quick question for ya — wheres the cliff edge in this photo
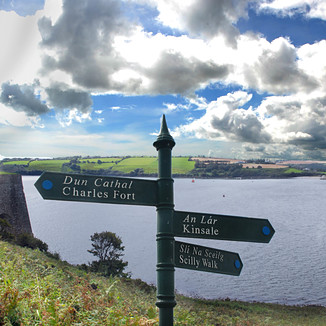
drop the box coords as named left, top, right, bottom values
left=0, top=174, right=33, bottom=235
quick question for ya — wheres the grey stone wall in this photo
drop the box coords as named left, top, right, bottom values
left=0, top=174, right=33, bottom=235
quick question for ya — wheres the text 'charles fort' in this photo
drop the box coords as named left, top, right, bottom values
left=62, top=175, right=135, bottom=201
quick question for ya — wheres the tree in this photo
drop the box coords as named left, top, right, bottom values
left=88, top=231, right=128, bottom=277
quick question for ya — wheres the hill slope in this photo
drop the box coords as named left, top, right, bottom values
left=1, top=241, right=325, bottom=325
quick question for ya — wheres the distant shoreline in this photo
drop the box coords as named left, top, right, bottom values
left=1, top=156, right=325, bottom=179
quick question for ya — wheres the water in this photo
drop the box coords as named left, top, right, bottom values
left=23, top=176, right=326, bottom=306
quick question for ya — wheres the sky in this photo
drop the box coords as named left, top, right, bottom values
left=1, top=0, right=326, bottom=160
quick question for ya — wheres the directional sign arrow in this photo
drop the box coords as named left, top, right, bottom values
left=173, top=210, right=275, bottom=243
left=34, top=172, right=158, bottom=206
left=174, top=241, right=243, bottom=276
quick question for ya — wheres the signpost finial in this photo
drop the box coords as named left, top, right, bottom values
left=153, top=114, right=175, bottom=150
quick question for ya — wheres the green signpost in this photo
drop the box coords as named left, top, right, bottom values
left=175, top=241, right=243, bottom=276
left=173, top=210, right=275, bottom=243
left=35, top=172, right=158, bottom=206
left=34, top=115, right=275, bottom=326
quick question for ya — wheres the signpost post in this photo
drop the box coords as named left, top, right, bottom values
left=34, top=115, right=275, bottom=326
left=153, top=115, right=176, bottom=325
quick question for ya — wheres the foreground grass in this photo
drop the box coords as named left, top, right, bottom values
left=1, top=241, right=326, bottom=325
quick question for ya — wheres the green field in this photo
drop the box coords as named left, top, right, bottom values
left=111, top=157, right=158, bottom=174
left=3, top=160, right=30, bottom=165
left=171, top=157, right=195, bottom=174
left=2, top=159, right=70, bottom=172
left=283, top=168, right=304, bottom=174
left=110, top=157, right=196, bottom=174
left=2, top=157, right=196, bottom=175
left=27, top=159, right=70, bottom=172
left=79, top=157, right=122, bottom=171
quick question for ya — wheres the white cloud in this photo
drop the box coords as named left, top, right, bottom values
left=0, top=124, right=153, bottom=157
left=110, top=106, right=132, bottom=111
left=175, top=89, right=326, bottom=157
left=256, top=92, right=326, bottom=151
left=174, top=91, right=270, bottom=143
left=0, top=103, right=44, bottom=127
left=151, top=0, right=250, bottom=46
left=55, top=108, right=91, bottom=127
left=228, top=36, right=320, bottom=94
left=42, top=0, right=63, bottom=24
left=258, top=0, right=326, bottom=20
left=2, top=0, right=324, bottom=116
left=163, top=102, right=190, bottom=113
left=297, top=40, right=326, bottom=89
left=0, top=10, right=42, bottom=85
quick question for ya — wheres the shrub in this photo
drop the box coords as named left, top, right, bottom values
left=15, top=233, right=48, bottom=252
left=88, top=231, right=128, bottom=277
left=0, top=215, right=14, bottom=241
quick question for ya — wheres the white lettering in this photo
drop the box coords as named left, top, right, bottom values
left=63, top=186, right=70, bottom=195
left=201, top=258, right=219, bottom=269
left=179, top=244, right=190, bottom=254
left=62, top=186, right=110, bottom=200
left=182, top=214, right=197, bottom=223
left=179, top=254, right=200, bottom=268
left=204, top=249, right=223, bottom=262
left=181, top=224, right=219, bottom=236
left=192, top=246, right=202, bottom=256
left=94, top=178, right=102, bottom=187
left=183, top=224, right=190, bottom=233
left=73, top=187, right=79, bottom=196
left=113, top=190, right=135, bottom=201
left=63, top=175, right=87, bottom=186
left=200, top=215, right=218, bottom=225
left=63, top=176, right=72, bottom=185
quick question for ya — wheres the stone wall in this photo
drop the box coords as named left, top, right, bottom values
left=0, top=174, right=33, bottom=235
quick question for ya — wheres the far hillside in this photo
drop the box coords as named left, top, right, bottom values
left=1, top=156, right=326, bottom=178
left=0, top=156, right=196, bottom=177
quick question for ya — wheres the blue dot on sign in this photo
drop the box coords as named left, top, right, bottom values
left=235, top=260, right=241, bottom=269
left=42, top=180, right=53, bottom=190
left=262, top=226, right=270, bottom=236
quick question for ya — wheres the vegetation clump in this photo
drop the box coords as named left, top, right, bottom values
left=0, top=217, right=58, bottom=260
left=81, top=231, right=129, bottom=278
